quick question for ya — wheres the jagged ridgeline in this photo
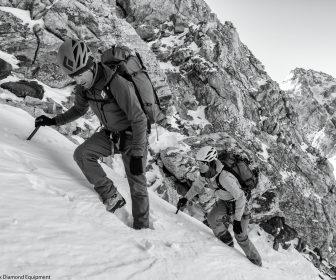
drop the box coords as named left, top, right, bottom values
left=283, top=68, right=336, bottom=158
left=0, top=0, right=335, bottom=268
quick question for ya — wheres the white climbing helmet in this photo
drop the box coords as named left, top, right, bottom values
left=196, top=146, right=218, bottom=162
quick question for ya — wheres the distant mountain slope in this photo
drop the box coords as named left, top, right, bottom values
left=282, top=68, right=336, bottom=158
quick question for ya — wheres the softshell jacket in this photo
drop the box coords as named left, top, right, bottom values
left=54, top=63, right=147, bottom=157
left=185, top=160, right=247, bottom=221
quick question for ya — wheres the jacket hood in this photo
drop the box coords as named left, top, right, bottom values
left=91, top=62, right=117, bottom=91
left=102, top=63, right=117, bottom=87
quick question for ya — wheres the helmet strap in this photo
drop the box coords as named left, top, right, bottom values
left=203, top=161, right=217, bottom=178
left=86, top=61, right=98, bottom=89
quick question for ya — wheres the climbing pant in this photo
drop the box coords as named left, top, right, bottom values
left=207, top=199, right=262, bottom=265
left=73, top=129, right=149, bottom=228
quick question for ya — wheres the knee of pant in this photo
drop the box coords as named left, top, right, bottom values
left=209, top=220, right=227, bottom=238
left=130, top=186, right=148, bottom=198
left=73, top=145, right=85, bottom=163
left=207, top=212, right=218, bottom=229
left=207, top=213, right=225, bottom=230
left=74, top=145, right=98, bottom=163
left=95, top=185, right=116, bottom=202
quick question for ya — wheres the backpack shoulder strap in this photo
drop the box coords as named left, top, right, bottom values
left=215, top=168, right=226, bottom=191
left=135, top=52, right=146, bottom=70
left=102, top=71, right=120, bottom=101
left=83, top=92, right=116, bottom=103
left=80, top=87, right=114, bottom=103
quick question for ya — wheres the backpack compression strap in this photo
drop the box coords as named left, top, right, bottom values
left=215, top=168, right=226, bottom=191
left=135, top=52, right=162, bottom=109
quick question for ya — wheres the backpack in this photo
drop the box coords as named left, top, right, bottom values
left=215, top=151, right=258, bottom=199
left=101, top=45, right=164, bottom=127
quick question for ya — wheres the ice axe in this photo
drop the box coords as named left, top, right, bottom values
left=175, top=198, right=187, bottom=214
left=26, top=126, right=40, bottom=141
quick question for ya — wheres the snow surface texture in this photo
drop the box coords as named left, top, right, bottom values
left=0, top=103, right=325, bottom=279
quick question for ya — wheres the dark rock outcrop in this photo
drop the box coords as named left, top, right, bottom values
left=1, top=80, right=44, bottom=99
left=0, top=58, right=12, bottom=80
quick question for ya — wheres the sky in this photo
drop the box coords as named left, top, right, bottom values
left=205, top=0, right=336, bottom=84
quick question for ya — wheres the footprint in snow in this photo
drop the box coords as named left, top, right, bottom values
left=114, top=207, right=133, bottom=228
left=114, top=207, right=155, bottom=230
left=137, top=239, right=155, bottom=251
left=25, top=174, right=75, bottom=201
left=4, top=149, right=37, bottom=172
left=164, top=242, right=181, bottom=251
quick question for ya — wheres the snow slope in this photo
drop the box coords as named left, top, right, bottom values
left=0, top=104, right=324, bottom=280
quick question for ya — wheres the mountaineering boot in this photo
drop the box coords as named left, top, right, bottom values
left=133, top=224, right=149, bottom=230
left=219, top=231, right=234, bottom=247
left=236, top=236, right=262, bottom=267
left=273, top=238, right=280, bottom=251
left=248, top=257, right=262, bottom=267
left=282, top=242, right=291, bottom=250
left=104, top=190, right=126, bottom=213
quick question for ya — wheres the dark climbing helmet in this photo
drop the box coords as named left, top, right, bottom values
left=57, top=39, right=92, bottom=76
left=196, top=146, right=218, bottom=162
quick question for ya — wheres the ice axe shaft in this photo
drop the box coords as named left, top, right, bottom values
left=27, top=126, right=40, bottom=140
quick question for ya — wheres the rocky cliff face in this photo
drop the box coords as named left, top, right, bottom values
left=282, top=68, right=336, bottom=158
left=0, top=0, right=336, bottom=265
left=119, top=0, right=336, bottom=262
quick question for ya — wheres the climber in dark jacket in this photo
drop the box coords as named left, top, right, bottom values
left=34, top=39, right=149, bottom=230
left=260, top=216, right=298, bottom=251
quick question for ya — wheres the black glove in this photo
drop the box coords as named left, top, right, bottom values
left=233, top=220, right=243, bottom=235
left=35, top=115, right=56, bottom=127
left=177, top=197, right=188, bottom=209
left=130, top=156, right=143, bottom=175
